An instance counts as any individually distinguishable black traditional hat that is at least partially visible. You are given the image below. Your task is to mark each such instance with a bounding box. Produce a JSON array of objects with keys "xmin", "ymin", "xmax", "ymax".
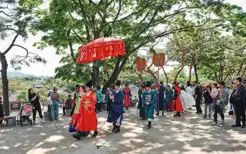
[
  {"xmin": 115, "ymin": 80, "xmax": 121, "ymax": 86},
  {"xmin": 75, "ymin": 84, "xmax": 80, "ymax": 88},
  {"xmin": 85, "ymin": 80, "xmax": 93, "ymax": 88},
  {"xmin": 145, "ymin": 81, "xmax": 152, "ymax": 87}
]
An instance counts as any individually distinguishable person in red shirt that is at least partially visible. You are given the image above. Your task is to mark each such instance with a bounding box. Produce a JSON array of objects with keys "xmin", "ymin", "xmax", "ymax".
[{"xmin": 73, "ymin": 81, "xmax": 98, "ymax": 140}]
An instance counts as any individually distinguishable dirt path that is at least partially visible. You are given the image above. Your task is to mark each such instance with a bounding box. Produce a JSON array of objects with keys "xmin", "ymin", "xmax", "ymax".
[{"xmin": 1, "ymin": 108, "xmax": 246, "ymax": 154}]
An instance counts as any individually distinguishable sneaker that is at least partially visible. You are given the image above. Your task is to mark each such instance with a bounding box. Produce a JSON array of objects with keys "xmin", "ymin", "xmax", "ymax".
[
  {"xmin": 241, "ymin": 125, "xmax": 245, "ymax": 129},
  {"xmin": 203, "ymin": 116, "xmax": 207, "ymax": 119},
  {"xmin": 220, "ymin": 120, "xmax": 225, "ymax": 125}
]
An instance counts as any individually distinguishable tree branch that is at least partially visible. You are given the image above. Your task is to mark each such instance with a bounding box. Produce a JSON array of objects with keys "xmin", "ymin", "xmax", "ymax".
[
  {"xmin": 76, "ymin": 0, "xmax": 91, "ymax": 42},
  {"xmin": 67, "ymin": 29, "xmax": 76, "ymax": 62},
  {"xmin": 3, "ymin": 33, "xmax": 20, "ymax": 55},
  {"xmin": 0, "ymin": 10, "xmax": 13, "ymax": 18},
  {"xmin": 112, "ymin": 0, "xmax": 123, "ymax": 24}
]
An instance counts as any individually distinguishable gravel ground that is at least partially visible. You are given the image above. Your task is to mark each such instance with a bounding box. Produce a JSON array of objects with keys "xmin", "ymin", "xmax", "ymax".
[{"xmin": 1, "ymin": 107, "xmax": 246, "ymax": 154}]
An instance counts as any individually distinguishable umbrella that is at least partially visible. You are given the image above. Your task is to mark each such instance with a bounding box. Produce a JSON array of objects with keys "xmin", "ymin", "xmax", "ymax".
[
  {"xmin": 77, "ymin": 37, "xmax": 125, "ymax": 64},
  {"xmin": 200, "ymin": 80, "xmax": 217, "ymax": 86}
]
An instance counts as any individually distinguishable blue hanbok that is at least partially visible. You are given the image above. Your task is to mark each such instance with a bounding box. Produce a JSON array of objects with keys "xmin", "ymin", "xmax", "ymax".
[
  {"xmin": 107, "ymin": 89, "xmax": 124, "ymax": 126},
  {"xmin": 143, "ymin": 90, "xmax": 157, "ymax": 119}
]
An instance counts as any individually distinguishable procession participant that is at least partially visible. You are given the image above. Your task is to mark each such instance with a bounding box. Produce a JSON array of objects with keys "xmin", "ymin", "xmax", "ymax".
[
  {"xmin": 137, "ymin": 83, "xmax": 146, "ymax": 120},
  {"xmin": 73, "ymin": 81, "xmax": 98, "ymax": 140},
  {"xmin": 142, "ymin": 81, "xmax": 157, "ymax": 129},
  {"xmin": 173, "ymin": 82, "xmax": 183, "ymax": 116},
  {"xmin": 164, "ymin": 85, "xmax": 173, "ymax": 111},
  {"xmin": 123, "ymin": 84, "xmax": 132, "ymax": 110},
  {"xmin": 152, "ymin": 84, "xmax": 159, "ymax": 116},
  {"xmin": 123, "ymin": 84, "xmax": 131, "ymax": 110},
  {"xmin": 158, "ymin": 81, "xmax": 166, "ymax": 116},
  {"xmin": 180, "ymin": 86, "xmax": 195, "ymax": 111},
  {"xmin": 68, "ymin": 85, "xmax": 83, "ymax": 133},
  {"xmin": 107, "ymin": 80, "xmax": 124, "ymax": 133}
]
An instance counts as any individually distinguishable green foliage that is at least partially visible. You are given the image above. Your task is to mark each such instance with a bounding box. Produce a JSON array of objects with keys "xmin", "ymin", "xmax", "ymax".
[{"xmin": 27, "ymin": 0, "xmax": 231, "ymax": 88}]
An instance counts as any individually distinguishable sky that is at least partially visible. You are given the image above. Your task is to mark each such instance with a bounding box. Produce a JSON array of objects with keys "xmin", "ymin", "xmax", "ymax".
[{"xmin": 1, "ymin": 0, "xmax": 246, "ymax": 77}]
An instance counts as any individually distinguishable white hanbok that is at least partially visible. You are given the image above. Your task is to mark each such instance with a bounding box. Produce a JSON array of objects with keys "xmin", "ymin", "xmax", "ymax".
[{"xmin": 180, "ymin": 90, "xmax": 196, "ymax": 110}]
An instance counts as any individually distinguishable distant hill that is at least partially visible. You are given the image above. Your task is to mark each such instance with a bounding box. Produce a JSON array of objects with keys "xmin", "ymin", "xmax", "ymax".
[{"xmin": 5, "ymin": 72, "xmax": 51, "ymax": 79}]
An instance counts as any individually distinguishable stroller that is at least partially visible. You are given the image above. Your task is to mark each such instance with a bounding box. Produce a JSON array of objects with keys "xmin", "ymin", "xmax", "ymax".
[{"xmin": 16, "ymin": 103, "xmax": 33, "ymax": 127}]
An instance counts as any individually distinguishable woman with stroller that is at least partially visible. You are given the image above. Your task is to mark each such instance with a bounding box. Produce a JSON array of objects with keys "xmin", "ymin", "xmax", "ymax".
[{"xmin": 28, "ymin": 88, "xmax": 44, "ymax": 124}]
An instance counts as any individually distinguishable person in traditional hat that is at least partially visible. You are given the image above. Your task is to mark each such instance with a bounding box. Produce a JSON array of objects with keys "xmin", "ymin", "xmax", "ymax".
[
  {"xmin": 173, "ymin": 82, "xmax": 183, "ymax": 116},
  {"xmin": 157, "ymin": 81, "xmax": 166, "ymax": 116},
  {"xmin": 142, "ymin": 81, "xmax": 157, "ymax": 129},
  {"xmin": 68, "ymin": 85, "xmax": 83, "ymax": 132},
  {"xmin": 73, "ymin": 80, "xmax": 98, "ymax": 140},
  {"xmin": 107, "ymin": 80, "xmax": 124, "ymax": 133},
  {"xmin": 137, "ymin": 83, "xmax": 146, "ymax": 120}
]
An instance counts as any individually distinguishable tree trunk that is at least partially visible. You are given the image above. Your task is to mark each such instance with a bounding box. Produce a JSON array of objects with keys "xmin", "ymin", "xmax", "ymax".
[
  {"xmin": 174, "ymin": 45, "xmax": 185, "ymax": 82},
  {"xmin": 193, "ymin": 64, "xmax": 199, "ymax": 82},
  {"xmin": 0, "ymin": 54, "xmax": 10, "ymax": 116},
  {"xmin": 92, "ymin": 61, "xmax": 100, "ymax": 87},
  {"xmin": 188, "ymin": 56, "xmax": 193, "ymax": 82},
  {"xmin": 102, "ymin": 56, "xmax": 128, "ymax": 93},
  {"xmin": 162, "ymin": 67, "xmax": 169, "ymax": 85}
]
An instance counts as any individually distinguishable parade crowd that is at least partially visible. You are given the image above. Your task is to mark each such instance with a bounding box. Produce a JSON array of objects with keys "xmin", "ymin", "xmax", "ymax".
[{"xmin": 1, "ymin": 76, "xmax": 246, "ymax": 139}]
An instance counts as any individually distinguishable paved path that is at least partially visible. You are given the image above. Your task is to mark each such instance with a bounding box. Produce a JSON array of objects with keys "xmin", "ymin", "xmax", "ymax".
[{"xmin": 1, "ymin": 108, "xmax": 246, "ymax": 154}]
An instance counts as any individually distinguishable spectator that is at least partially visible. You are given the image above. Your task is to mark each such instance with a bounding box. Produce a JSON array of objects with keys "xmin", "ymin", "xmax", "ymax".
[
  {"xmin": 0, "ymin": 97, "xmax": 4, "ymax": 124},
  {"xmin": 229, "ymin": 81, "xmax": 238, "ymax": 125},
  {"xmin": 63, "ymin": 95, "xmax": 72, "ymax": 116},
  {"xmin": 28, "ymin": 88, "xmax": 44, "ymax": 124},
  {"xmin": 203, "ymin": 85, "xmax": 213, "ymax": 119},
  {"xmin": 212, "ymin": 81, "xmax": 228, "ymax": 126},
  {"xmin": 232, "ymin": 76, "xmax": 246, "ymax": 128},
  {"xmin": 194, "ymin": 81, "xmax": 202, "ymax": 114},
  {"xmin": 50, "ymin": 87, "xmax": 60, "ymax": 121}
]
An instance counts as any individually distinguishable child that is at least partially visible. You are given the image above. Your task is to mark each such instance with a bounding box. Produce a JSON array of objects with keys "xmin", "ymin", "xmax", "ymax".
[{"xmin": 142, "ymin": 81, "xmax": 157, "ymax": 129}]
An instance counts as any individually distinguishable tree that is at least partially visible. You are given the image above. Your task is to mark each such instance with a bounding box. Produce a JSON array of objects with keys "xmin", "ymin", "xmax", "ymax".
[
  {"xmin": 30, "ymin": 0, "xmax": 229, "ymax": 92},
  {"xmin": 0, "ymin": 0, "xmax": 45, "ymax": 115}
]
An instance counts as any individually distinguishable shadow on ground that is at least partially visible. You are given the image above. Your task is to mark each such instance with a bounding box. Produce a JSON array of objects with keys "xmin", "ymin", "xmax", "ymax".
[{"xmin": 1, "ymin": 108, "xmax": 246, "ymax": 154}]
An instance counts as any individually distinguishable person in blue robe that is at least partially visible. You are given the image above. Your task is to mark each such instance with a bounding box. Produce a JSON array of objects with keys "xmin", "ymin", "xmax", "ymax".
[
  {"xmin": 164, "ymin": 85, "xmax": 174, "ymax": 111},
  {"xmin": 157, "ymin": 81, "xmax": 166, "ymax": 116},
  {"xmin": 107, "ymin": 80, "xmax": 124, "ymax": 133},
  {"xmin": 143, "ymin": 81, "xmax": 157, "ymax": 129},
  {"xmin": 137, "ymin": 83, "xmax": 146, "ymax": 120}
]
